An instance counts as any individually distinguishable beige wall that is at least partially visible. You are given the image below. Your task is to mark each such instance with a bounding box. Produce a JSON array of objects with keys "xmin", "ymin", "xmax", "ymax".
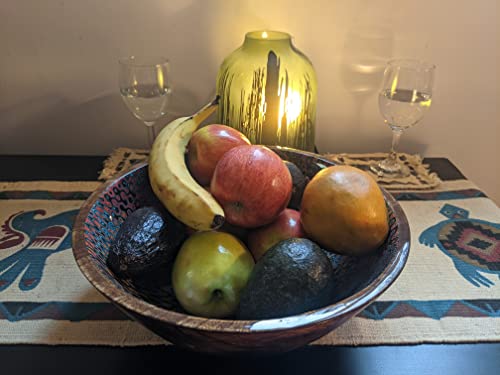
[{"xmin": 1, "ymin": 0, "xmax": 498, "ymax": 203}]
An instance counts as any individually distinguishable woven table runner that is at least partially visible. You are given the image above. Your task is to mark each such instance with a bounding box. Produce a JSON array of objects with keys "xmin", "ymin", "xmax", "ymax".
[
  {"xmin": 0, "ymin": 173, "xmax": 499, "ymax": 346},
  {"xmin": 98, "ymin": 148, "xmax": 442, "ymax": 190}
]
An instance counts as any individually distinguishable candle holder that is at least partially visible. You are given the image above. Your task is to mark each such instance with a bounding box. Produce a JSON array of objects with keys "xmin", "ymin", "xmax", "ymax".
[{"xmin": 216, "ymin": 31, "xmax": 317, "ymax": 151}]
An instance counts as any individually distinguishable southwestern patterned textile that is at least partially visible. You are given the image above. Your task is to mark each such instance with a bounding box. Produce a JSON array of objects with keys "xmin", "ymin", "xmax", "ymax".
[
  {"xmin": 0, "ymin": 174, "xmax": 499, "ymax": 346},
  {"xmin": 98, "ymin": 148, "xmax": 443, "ymax": 190}
]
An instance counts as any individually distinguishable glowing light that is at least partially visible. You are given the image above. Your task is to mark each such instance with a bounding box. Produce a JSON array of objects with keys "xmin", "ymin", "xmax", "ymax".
[
  {"xmin": 261, "ymin": 31, "xmax": 268, "ymax": 39},
  {"xmin": 420, "ymin": 97, "xmax": 432, "ymax": 107},
  {"xmin": 411, "ymin": 89, "xmax": 418, "ymax": 103},
  {"xmin": 285, "ymin": 90, "xmax": 302, "ymax": 122},
  {"xmin": 278, "ymin": 89, "xmax": 302, "ymax": 126},
  {"xmin": 390, "ymin": 72, "xmax": 398, "ymax": 97},
  {"xmin": 156, "ymin": 66, "xmax": 164, "ymax": 90},
  {"xmin": 258, "ymin": 86, "xmax": 303, "ymax": 141}
]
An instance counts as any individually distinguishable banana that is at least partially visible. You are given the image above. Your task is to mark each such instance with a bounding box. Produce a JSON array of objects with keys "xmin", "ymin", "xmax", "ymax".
[{"xmin": 149, "ymin": 97, "xmax": 225, "ymax": 231}]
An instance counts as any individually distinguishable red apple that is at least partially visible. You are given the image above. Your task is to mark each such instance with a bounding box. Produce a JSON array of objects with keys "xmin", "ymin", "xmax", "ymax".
[
  {"xmin": 210, "ymin": 145, "xmax": 292, "ymax": 228},
  {"xmin": 247, "ymin": 209, "xmax": 305, "ymax": 261},
  {"xmin": 187, "ymin": 124, "xmax": 250, "ymax": 186}
]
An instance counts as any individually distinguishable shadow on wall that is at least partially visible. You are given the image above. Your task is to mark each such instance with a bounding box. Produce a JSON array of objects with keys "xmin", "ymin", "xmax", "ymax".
[
  {"xmin": 0, "ymin": 0, "xmax": 221, "ymax": 155},
  {"xmin": 0, "ymin": 86, "xmax": 205, "ymax": 155},
  {"xmin": 316, "ymin": 9, "xmax": 429, "ymax": 156},
  {"xmin": 340, "ymin": 25, "xmax": 394, "ymax": 125},
  {"xmin": 316, "ymin": 25, "xmax": 395, "ymax": 155},
  {"xmin": 334, "ymin": 12, "xmax": 428, "ymax": 157}
]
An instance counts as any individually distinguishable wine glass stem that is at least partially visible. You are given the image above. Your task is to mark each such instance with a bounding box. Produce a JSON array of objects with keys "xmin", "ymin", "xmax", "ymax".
[
  {"xmin": 145, "ymin": 122, "xmax": 156, "ymax": 148},
  {"xmin": 389, "ymin": 128, "xmax": 403, "ymax": 163}
]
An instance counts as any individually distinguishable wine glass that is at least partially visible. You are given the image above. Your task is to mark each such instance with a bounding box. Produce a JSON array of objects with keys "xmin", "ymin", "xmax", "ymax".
[
  {"xmin": 119, "ymin": 56, "xmax": 171, "ymax": 147},
  {"xmin": 370, "ymin": 59, "xmax": 436, "ymax": 178}
]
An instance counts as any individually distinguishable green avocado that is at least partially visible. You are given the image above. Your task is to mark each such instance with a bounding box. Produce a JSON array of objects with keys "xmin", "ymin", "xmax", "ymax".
[{"xmin": 237, "ymin": 238, "xmax": 334, "ymax": 320}]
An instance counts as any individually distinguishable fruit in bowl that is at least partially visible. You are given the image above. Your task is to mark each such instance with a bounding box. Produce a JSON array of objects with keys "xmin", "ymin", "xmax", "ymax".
[
  {"xmin": 211, "ymin": 144, "xmax": 293, "ymax": 228},
  {"xmin": 107, "ymin": 206, "xmax": 185, "ymax": 277},
  {"xmin": 72, "ymin": 100, "xmax": 410, "ymax": 353},
  {"xmin": 301, "ymin": 165, "xmax": 389, "ymax": 256},
  {"xmin": 172, "ymin": 231, "xmax": 254, "ymax": 318},
  {"xmin": 148, "ymin": 99, "xmax": 226, "ymax": 232},
  {"xmin": 284, "ymin": 161, "xmax": 307, "ymax": 210},
  {"xmin": 247, "ymin": 208, "xmax": 305, "ymax": 261},
  {"xmin": 187, "ymin": 124, "xmax": 251, "ymax": 186},
  {"xmin": 238, "ymin": 238, "xmax": 334, "ymax": 320}
]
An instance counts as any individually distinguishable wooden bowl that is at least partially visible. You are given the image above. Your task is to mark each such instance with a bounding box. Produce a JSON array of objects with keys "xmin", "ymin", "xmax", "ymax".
[{"xmin": 72, "ymin": 147, "xmax": 410, "ymax": 354}]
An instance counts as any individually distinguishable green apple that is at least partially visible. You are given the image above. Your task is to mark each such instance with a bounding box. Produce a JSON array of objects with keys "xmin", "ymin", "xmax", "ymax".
[{"xmin": 172, "ymin": 231, "xmax": 255, "ymax": 318}]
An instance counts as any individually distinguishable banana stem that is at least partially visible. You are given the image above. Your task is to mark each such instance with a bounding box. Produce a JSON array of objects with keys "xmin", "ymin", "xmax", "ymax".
[{"xmin": 191, "ymin": 95, "xmax": 220, "ymax": 130}]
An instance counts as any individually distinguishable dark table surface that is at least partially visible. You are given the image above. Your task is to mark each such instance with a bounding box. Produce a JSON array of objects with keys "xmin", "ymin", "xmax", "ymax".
[{"xmin": 0, "ymin": 155, "xmax": 499, "ymax": 375}]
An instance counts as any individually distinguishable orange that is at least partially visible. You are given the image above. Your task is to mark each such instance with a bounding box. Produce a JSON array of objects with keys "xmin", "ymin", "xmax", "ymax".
[{"xmin": 300, "ymin": 165, "xmax": 389, "ymax": 256}]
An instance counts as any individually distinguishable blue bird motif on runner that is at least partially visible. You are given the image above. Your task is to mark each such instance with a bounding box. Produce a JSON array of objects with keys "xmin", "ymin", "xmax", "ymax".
[
  {"xmin": 0, "ymin": 209, "xmax": 79, "ymax": 291},
  {"xmin": 419, "ymin": 204, "xmax": 500, "ymax": 287}
]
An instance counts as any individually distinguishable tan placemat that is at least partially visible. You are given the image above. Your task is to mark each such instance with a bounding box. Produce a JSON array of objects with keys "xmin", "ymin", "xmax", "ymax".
[
  {"xmin": 98, "ymin": 148, "xmax": 442, "ymax": 190},
  {"xmin": 0, "ymin": 177, "xmax": 498, "ymax": 346},
  {"xmin": 99, "ymin": 148, "xmax": 150, "ymax": 181},
  {"xmin": 326, "ymin": 153, "xmax": 442, "ymax": 190}
]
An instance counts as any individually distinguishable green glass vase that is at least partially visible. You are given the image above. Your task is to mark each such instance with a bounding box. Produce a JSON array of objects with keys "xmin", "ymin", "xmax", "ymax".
[{"xmin": 216, "ymin": 31, "xmax": 317, "ymax": 151}]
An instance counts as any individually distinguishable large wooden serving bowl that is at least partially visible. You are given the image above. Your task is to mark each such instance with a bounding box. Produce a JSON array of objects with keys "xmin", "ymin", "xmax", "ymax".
[{"xmin": 72, "ymin": 147, "xmax": 410, "ymax": 354}]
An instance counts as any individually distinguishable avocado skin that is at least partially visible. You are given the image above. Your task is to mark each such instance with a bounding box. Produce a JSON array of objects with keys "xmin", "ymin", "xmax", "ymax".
[
  {"xmin": 237, "ymin": 238, "xmax": 334, "ymax": 320},
  {"xmin": 284, "ymin": 161, "xmax": 307, "ymax": 210},
  {"xmin": 107, "ymin": 206, "xmax": 185, "ymax": 278}
]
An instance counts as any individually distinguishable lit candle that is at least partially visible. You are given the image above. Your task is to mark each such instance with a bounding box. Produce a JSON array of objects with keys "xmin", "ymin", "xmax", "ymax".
[{"xmin": 216, "ymin": 30, "xmax": 317, "ymax": 151}]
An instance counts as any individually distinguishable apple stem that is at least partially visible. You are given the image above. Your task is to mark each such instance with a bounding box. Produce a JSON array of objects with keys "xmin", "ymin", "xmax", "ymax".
[{"xmin": 231, "ymin": 202, "xmax": 244, "ymax": 212}]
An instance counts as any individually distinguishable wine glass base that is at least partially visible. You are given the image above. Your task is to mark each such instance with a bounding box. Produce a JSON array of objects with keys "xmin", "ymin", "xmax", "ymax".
[{"xmin": 369, "ymin": 157, "xmax": 410, "ymax": 178}]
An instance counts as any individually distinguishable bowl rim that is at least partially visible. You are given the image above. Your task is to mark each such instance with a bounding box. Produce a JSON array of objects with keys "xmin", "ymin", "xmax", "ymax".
[{"xmin": 72, "ymin": 147, "xmax": 410, "ymax": 333}]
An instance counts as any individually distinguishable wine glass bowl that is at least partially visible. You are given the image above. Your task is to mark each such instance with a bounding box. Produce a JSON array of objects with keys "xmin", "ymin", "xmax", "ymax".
[
  {"xmin": 371, "ymin": 59, "xmax": 436, "ymax": 177},
  {"xmin": 118, "ymin": 56, "xmax": 171, "ymax": 147}
]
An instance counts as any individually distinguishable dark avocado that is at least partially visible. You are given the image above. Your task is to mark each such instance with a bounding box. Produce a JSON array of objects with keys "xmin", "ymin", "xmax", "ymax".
[
  {"xmin": 237, "ymin": 238, "xmax": 334, "ymax": 320},
  {"xmin": 107, "ymin": 206, "xmax": 185, "ymax": 278},
  {"xmin": 323, "ymin": 249, "xmax": 341, "ymax": 269},
  {"xmin": 284, "ymin": 161, "xmax": 307, "ymax": 210}
]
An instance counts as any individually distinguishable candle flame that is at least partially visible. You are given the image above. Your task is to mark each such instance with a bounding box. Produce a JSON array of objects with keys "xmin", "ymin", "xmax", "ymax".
[
  {"xmin": 279, "ymin": 89, "xmax": 302, "ymax": 124},
  {"xmin": 258, "ymin": 87, "xmax": 303, "ymax": 140}
]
